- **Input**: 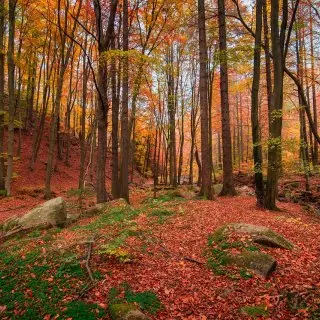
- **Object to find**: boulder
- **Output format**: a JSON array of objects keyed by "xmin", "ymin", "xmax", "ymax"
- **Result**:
[
  {"xmin": 230, "ymin": 251, "xmax": 277, "ymax": 278},
  {"xmin": 208, "ymin": 223, "xmax": 294, "ymax": 279},
  {"xmin": 109, "ymin": 303, "xmax": 150, "ymax": 320},
  {"xmin": 231, "ymin": 223, "xmax": 293, "ymax": 250},
  {"xmin": 18, "ymin": 197, "xmax": 66, "ymax": 229}
]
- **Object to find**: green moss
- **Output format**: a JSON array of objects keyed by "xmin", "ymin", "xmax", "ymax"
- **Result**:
[
  {"xmin": 55, "ymin": 259, "xmax": 84, "ymax": 279},
  {"xmin": 208, "ymin": 225, "xmax": 228, "ymax": 245},
  {"xmin": 66, "ymin": 187, "xmax": 95, "ymax": 198},
  {"xmin": 74, "ymin": 206, "xmax": 141, "ymax": 232},
  {"xmin": 256, "ymin": 230, "xmax": 293, "ymax": 250},
  {"xmin": 125, "ymin": 288, "xmax": 161, "ymax": 314},
  {"xmin": 149, "ymin": 208, "xmax": 175, "ymax": 224},
  {"xmin": 109, "ymin": 303, "xmax": 137, "ymax": 320},
  {"xmin": 64, "ymin": 301, "xmax": 106, "ymax": 320},
  {"xmin": 241, "ymin": 305, "xmax": 269, "ymax": 318},
  {"xmin": 108, "ymin": 284, "xmax": 162, "ymax": 316}
]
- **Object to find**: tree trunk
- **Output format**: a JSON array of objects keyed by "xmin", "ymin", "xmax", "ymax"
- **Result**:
[
  {"xmin": 251, "ymin": 0, "xmax": 264, "ymax": 206},
  {"xmin": 111, "ymin": 41, "xmax": 120, "ymax": 199},
  {"xmin": 5, "ymin": 0, "xmax": 16, "ymax": 196},
  {"xmin": 0, "ymin": 0, "xmax": 5, "ymax": 190},
  {"xmin": 167, "ymin": 46, "xmax": 177, "ymax": 188},
  {"xmin": 120, "ymin": 0, "xmax": 129, "ymax": 202},
  {"xmin": 79, "ymin": 42, "xmax": 89, "ymax": 190},
  {"xmin": 265, "ymin": 0, "xmax": 286, "ymax": 209},
  {"xmin": 198, "ymin": 0, "xmax": 213, "ymax": 199},
  {"xmin": 218, "ymin": 0, "xmax": 236, "ymax": 196},
  {"xmin": 309, "ymin": 8, "xmax": 318, "ymax": 166}
]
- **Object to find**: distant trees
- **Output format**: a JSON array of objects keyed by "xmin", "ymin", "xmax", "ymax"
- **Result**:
[{"xmin": 0, "ymin": 0, "xmax": 319, "ymax": 211}]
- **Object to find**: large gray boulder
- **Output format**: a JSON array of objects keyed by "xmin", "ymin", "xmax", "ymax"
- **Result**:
[{"xmin": 18, "ymin": 197, "xmax": 66, "ymax": 229}]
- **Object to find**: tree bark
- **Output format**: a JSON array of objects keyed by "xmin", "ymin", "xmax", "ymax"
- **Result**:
[
  {"xmin": 0, "ymin": 0, "xmax": 5, "ymax": 190},
  {"xmin": 5, "ymin": 0, "xmax": 16, "ymax": 196},
  {"xmin": 120, "ymin": 0, "xmax": 129, "ymax": 202},
  {"xmin": 198, "ymin": 0, "xmax": 213, "ymax": 199},
  {"xmin": 251, "ymin": 0, "xmax": 264, "ymax": 206},
  {"xmin": 218, "ymin": 0, "xmax": 236, "ymax": 196}
]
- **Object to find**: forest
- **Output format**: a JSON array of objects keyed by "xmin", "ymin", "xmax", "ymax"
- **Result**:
[{"xmin": 0, "ymin": 0, "xmax": 320, "ymax": 319}]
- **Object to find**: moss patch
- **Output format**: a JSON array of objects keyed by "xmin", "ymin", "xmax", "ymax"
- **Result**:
[{"xmin": 241, "ymin": 304, "xmax": 269, "ymax": 318}]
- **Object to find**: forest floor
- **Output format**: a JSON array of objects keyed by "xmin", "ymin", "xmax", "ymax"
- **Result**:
[
  {"xmin": 0, "ymin": 125, "xmax": 145, "ymax": 222},
  {"xmin": 1, "ymin": 128, "xmax": 320, "ymax": 319},
  {"xmin": 1, "ymin": 186, "xmax": 320, "ymax": 319}
]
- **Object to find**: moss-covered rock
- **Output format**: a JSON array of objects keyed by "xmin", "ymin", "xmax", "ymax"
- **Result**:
[
  {"xmin": 207, "ymin": 223, "xmax": 293, "ymax": 278},
  {"xmin": 230, "ymin": 251, "xmax": 276, "ymax": 278},
  {"xmin": 231, "ymin": 223, "xmax": 294, "ymax": 250},
  {"xmin": 109, "ymin": 303, "xmax": 150, "ymax": 320}
]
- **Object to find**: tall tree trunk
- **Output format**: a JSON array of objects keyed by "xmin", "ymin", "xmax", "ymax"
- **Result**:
[
  {"xmin": 120, "ymin": 0, "xmax": 129, "ymax": 202},
  {"xmin": 5, "ymin": 0, "xmax": 16, "ymax": 196},
  {"xmin": 79, "ymin": 42, "xmax": 89, "ymax": 190},
  {"xmin": 178, "ymin": 92, "xmax": 185, "ymax": 185},
  {"xmin": 198, "ymin": 0, "xmax": 213, "ymax": 199},
  {"xmin": 309, "ymin": 8, "xmax": 318, "ymax": 166},
  {"xmin": 265, "ymin": 0, "xmax": 287, "ymax": 209},
  {"xmin": 251, "ymin": 0, "xmax": 264, "ymax": 206},
  {"xmin": 218, "ymin": 0, "xmax": 236, "ymax": 196},
  {"xmin": 96, "ymin": 64, "xmax": 108, "ymax": 203},
  {"xmin": 167, "ymin": 46, "xmax": 177, "ymax": 188},
  {"xmin": 111, "ymin": 41, "xmax": 120, "ymax": 199},
  {"xmin": 295, "ymin": 12, "xmax": 310, "ymax": 191},
  {"xmin": 0, "ymin": 0, "xmax": 5, "ymax": 190}
]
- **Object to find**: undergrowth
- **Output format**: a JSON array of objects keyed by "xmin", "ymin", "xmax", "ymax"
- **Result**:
[
  {"xmin": 108, "ymin": 283, "xmax": 162, "ymax": 315},
  {"xmin": 0, "ymin": 249, "xmax": 105, "ymax": 319}
]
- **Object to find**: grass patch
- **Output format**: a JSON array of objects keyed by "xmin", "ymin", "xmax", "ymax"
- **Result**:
[
  {"xmin": 0, "ymin": 245, "xmax": 102, "ymax": 319},
  {"xmin": 64, "ymin": 300, "xmax": 106, "ymax": 320},
  {"xmin": 108, "ymin": 283, "xmax": 162, "ymax": 315},
  {"xmin": 150, "ymin": 208, "xmax": 174, "ymax": 223},
  {"xmin": 66, "ymin": 187, "xmax": 95, "ymax": 198},
  {"xmin": 208, "ymin": 225, "xmax": 227, "ymax": 245},
  {"xmin": 143, "ymin": 190, "xmax": 186, "ymax": 206},
  {"xmin": 73, "ymin": 206, "xmax": 140, "ymax": 232},
  {"xmin": 241, "ymin": 305, "xmax": 269, "ymax": 318}
]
